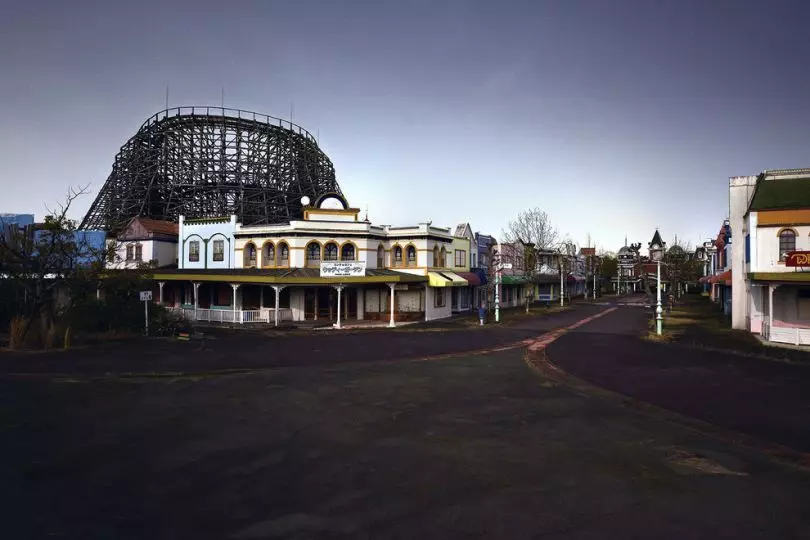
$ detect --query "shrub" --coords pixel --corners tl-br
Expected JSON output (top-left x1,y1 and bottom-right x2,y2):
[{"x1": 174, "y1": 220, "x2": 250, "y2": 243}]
[{"x1": 8, "y1": 316, "x2": 26, "y2": 350}]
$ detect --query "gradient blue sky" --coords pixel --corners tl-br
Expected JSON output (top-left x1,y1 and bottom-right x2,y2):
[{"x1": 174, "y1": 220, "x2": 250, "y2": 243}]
[{"x1": 2, "y1": 0, "x2": 809, "y2": 251}]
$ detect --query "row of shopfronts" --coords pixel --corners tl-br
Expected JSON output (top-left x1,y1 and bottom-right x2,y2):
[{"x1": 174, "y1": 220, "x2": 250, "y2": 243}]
[{"x1": 110, "y1": 194, "x2": 591, "y2": 326}]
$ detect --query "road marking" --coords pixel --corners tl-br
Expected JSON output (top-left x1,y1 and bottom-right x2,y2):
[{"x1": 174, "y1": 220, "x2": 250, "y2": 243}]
[{"x1": 526, "y1": 307, "x2": 618, "y2": 353}]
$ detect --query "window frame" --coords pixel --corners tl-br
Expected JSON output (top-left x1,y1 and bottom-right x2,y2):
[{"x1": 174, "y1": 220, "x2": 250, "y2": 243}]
[
  {"x1": 377, "y1": 245, "x2": 385, "y2": 268},
  {"x1": 244, "y1": 242, "x2": 257, "y2": 267},
  {"x1": 126, "y1": 244, "x2": 134, "y2": 261},
  {"x1": 213, "y1": 239, "x2": 225, "y2": 262},
  {"x1": 455, "y1": 249, "x2": 466, "y2": 267},
  {"x1": 434, "y1": 288, "x2": 446, "y2": 308},
  {"x1": 323, "y1": 242, "x2": 339, "y2": 262},
  {"x1": 340, "y1": 243, "x2": 356, "y2": 261},
  {"x1": 306, "y1": 241, "x2": 322, "y2": 267},
  {"x1": 406, "y1": 245, "x2": 417, "y2": 266},
  {"x1": 188, "y1": 240, "x2": 200, "y2": 262},
  {"x1": 277, "y1": 242, "x2": 290, "y2": 267},
  {"x1": 393, "y1": 245, "x2": 403, "y2": 266},
  {"x1": 778, "y1": 229, "x2": 796, "y2": 262}
]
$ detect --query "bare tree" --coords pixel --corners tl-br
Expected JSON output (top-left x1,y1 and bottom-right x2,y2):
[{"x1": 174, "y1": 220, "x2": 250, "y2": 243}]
[
  {"x1": 0, "y1": 185, "x2": 109, "y2": 346},
  {"x1": 501, "y1": 207, "x2": 559, "y2": 249},
  {"x1": 501, "y1": 208, "x2": 560, "y2": 312},
  {"x1": 664, "y1": 238, "x2": 699, "y2": 299}
]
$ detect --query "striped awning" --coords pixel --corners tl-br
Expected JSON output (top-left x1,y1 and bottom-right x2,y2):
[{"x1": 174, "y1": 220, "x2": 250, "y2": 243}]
[{"x1": 428, "y1": 271, "x2": 468, "y2": 287}]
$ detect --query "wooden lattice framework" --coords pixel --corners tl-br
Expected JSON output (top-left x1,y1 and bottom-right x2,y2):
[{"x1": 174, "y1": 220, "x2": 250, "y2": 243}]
[{"x1": 80, "y1": 107, "x2": 342, "y2": 233}]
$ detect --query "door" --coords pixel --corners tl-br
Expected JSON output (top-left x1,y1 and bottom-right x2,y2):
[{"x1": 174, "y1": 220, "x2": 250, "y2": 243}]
[{"x1": 304, "y1": 289, "x2": 316, "y2": 320}]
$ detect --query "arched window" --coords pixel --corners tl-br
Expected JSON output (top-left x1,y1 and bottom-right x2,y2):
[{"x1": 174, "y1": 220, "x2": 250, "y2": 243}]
[
  {"x1": 244, "y1": 242, "x2": 257, "y2": 267},
  {"x1": 406, "y1": 246, "x2": 416, "y2": 266},
  {"x1": 393, "y1": 246, "x2": 403, "y2": 266},
  {"x1": 779, "y1": 229, "x2": 796, "y2": 261},
  {"x1": 433, "y1": 245, "x2": 439, "y2": 267},
  {"x1": 440, "y1": 247, "x2": 447, "y2": 267},
  {"x1": 263, "y1": 242, "x2": 275, "y2": 267},
  {"x1": 278, "y1": 242, "x2": 290, "y2": 266},
  {"x1": 377, "y1": 245, "x2": 385, "y2": 268},
  {"x1": 341, "y1": 243, "x2": 356, "y2": 261},
  {"x1": 306, "y1": 242, "x2": 321, "y2": 266},
  {"x1": 324, "y1": 242, "x2": 339, "y2": 261}
]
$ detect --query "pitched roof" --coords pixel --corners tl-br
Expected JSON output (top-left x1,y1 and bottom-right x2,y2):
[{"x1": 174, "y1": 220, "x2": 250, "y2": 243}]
[
  {"x1": 135, "y1": 217, "x2": 179, "y2": 236},
  {"x1": 649, "y1": 230, "x2": 664, "y2": 247},
  {"x1": 749, "y1": 176, "x2": 810, "y2": 211},
  {"x1": 454, "y1": 223, "x2": 472, "y2": 238}
]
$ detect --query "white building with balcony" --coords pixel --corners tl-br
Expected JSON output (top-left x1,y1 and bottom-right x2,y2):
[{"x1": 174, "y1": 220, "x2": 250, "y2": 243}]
[
  {"x1": 153, "y1": 194, "x2": 478, "y2": 326},
  {"x1": 733, "y1": 169, "x2": 810, "y2": 345}
]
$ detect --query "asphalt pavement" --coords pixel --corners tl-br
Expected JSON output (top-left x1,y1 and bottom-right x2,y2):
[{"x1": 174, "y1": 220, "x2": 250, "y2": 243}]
[{"x1": 547, "y1": 306, "x2": 810, "y2": 453}]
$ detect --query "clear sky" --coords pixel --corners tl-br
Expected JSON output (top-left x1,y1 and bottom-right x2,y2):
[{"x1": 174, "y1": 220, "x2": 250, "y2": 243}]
[{"x1": 2, "y1": 0, "x2": 809, "y2": 252}]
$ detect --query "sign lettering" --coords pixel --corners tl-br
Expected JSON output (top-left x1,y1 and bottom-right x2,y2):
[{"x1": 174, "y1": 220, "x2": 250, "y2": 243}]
[
  {"x1": 320, "y1": 261, "x2": 367, "y2": 277},
  {"x1": 785, "y1": 251, "x2": 810, "y2": 268}
]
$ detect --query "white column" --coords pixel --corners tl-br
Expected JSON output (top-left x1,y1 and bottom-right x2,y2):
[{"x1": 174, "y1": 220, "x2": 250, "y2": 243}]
[
  {"x1": 273, "y1": 285, "x2": 285, "y2": 327},
  {"x1": 193, "y1": 282, "x2": 200, "y2": 316},
  {"x1": 259, "y1": 286, "x2": 264, "y2": 310},
  {"x1": 388, "y1": 283, "x2": 396, "y2": 327},
  {"x1": 96, "y1": 287, "x2": 100, "y2": 301},
  {"x1": 231, "y1": 284, "x2": 239, "y2": 312},
  {"x1": 357, "y1": 288, "x2": 365, "y2": 320},
  {"x1": 231, "y1": 283, "x2": 240, "y2": 323},
  {"x1": 158, "y1": 281, "x2": 165, "y2": 304},
  {"x1": 769, "y1": 284, "x2": 775, "y2": 340},
  {"x1": 334, "y1": 285, "x2": 344, "y2": 329}
]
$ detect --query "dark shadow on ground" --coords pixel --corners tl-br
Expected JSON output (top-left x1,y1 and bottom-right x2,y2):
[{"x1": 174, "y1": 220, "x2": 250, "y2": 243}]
[
  {"x1": 2, "y1": 350, "x2": 810, "y2": 538},
  {"x1": 0, "y1": 304, "x2": 608, "y2": 376}
]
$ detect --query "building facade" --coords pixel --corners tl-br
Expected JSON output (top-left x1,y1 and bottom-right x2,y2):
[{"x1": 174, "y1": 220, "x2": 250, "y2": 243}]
[
  {"x1": 733, "y1": 169, "x2": 810, "y2": 345},
  {"x1": 152, "y1": 195, "x2": 486, "y2": 326}
]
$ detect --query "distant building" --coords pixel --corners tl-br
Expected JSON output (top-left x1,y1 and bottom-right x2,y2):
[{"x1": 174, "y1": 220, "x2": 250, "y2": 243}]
[{"x1": 107, "y1": 217, "x2": 179, "y2": 269}]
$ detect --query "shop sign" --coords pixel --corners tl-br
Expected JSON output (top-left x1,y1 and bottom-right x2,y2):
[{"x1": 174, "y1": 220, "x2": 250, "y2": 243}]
[
  {"x1": 320, "y1": 261, "x2": 366, "y2": 277},
  {"x1": 785, "y1": 251, "x2": 810, "y2": 267}
]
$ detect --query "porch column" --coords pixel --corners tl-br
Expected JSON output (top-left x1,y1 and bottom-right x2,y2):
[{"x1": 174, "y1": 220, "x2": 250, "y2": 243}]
[
  {"x1": 96, "y1": 287, "x2": 100, "y2": 301},
  {"x1": 768, "y1": 284, "x2": 775, "y2": 339},
  {"x1": 388, "y1": 283, "x2": 396, "y2": 328},
  {"x1": 193, "y1": 282, "x2": 200, "y2": 318},
  {"x1": 259, "y1": 286, "x2": 264, "y2": 310},
  {"x1": 231, "y1": 284, "x2": 240, "y2": 323},
  {"x1": 272, "y1": 285, "x2": 286, "y2": 327},
  {"x1": 357, "y1": 288, "x2": 365, "y2": 320},
  {"x1": 334, "y1": 285, "x2": 345, "y2": 329},
  {"x1": 158, "y1": 281, "x2": 165, "y2": 304}
]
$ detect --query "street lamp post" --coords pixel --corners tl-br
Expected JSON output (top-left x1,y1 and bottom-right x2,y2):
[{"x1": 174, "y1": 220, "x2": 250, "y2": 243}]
[
  {"x1": 651, "y1": 243, "x2": 664, "y2": 335},
  {"x1": 559, "y1": 253, "x2": 565, "y2": 308}
]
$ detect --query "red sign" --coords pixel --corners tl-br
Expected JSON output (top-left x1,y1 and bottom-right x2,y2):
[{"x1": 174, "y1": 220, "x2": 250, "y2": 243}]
[{"x1": 785, "y1": 251, "x2": 810, "y2": 267}]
